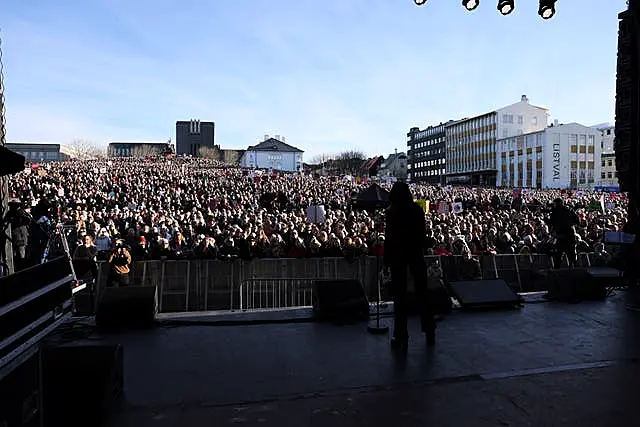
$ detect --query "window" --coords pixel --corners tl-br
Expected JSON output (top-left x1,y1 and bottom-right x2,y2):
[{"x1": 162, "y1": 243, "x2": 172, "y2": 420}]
[
  {"x1": 608, "y1": 160, "x2": 613, "y2": 167},
  {"x1": 517, "y1": 115, "x2": 523, "y2": 124},
  {"x1": 503, "y1": 129, "x2": 509, "y2": 138},
  {"x1": 602, "y1": 160, "x2": 606, "y2": 167},
  {"x1": 601, "y1": 173, "x2": 606, "y2": 179},
  {"x1": 503, "y1": 114, "x2": 514, "y2": 124},
  {"x1": 531, "y1": 117, "x2": 538, "y2": 125}
]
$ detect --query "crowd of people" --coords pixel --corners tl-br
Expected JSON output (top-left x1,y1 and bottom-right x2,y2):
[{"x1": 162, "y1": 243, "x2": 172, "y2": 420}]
[{"x1": 5, "y1": 156, "x2": 629, "y2": 271}]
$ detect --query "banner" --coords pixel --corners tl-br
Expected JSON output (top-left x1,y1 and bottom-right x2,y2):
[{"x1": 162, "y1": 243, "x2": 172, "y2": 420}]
[{"x1": 452, "y1": 202, "x2": 463, "y2": 214}]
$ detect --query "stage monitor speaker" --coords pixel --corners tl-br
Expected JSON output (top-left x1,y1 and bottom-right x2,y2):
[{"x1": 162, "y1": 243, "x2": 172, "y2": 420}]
[
  {"x1": 96, "y1": 286, "x2": 158, "y2": 330},
  {"x1": 42, "y1": 344, "x2": 123, "y2": 427},
  {"x1": 0, "y1": 346, "x2": 42, "y2": 427},
  {"x1": 312, "y1": 279, "x2": 369, "y2": 321},
  {"x1": 448, "y1": 279, "x2": 521, "y2": 310},
  {"x1": 545, "y1": 269, "x2": 607, "y2": 302}
]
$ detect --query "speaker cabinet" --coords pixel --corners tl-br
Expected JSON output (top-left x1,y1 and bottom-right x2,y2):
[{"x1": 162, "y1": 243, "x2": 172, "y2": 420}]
[
  {"x1": 448, "y1": 279, "x2": 521, "y2": 310},
  {"x1": 0, "y1": 347, "x2": 42, "y2": 427},
  {"x1": 312, "y1": 280, "x2": 369, "y2": 321},
  {"x1": 42, "y1": 344, "x2": 123, "y2": 427},
  {"x1": 96, "y1": 286, "x2": 158, "y2": 330}
]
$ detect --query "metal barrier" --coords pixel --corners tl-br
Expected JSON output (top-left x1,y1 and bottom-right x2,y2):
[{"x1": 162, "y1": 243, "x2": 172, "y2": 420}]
[{"x1": 91, "y1": 253, "x2": 594, "y2": 314}]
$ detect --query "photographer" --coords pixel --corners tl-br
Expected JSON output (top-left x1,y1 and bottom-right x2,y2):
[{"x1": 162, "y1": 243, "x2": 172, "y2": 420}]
[{"x1": 107, "y1": 240, "x2": 132, "y2": 287}]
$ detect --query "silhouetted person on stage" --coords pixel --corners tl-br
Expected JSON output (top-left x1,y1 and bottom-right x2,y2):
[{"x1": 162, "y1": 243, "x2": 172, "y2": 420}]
[
  {"x1": 383, "y1": 182, "x2": 436, "y2": 351},
  {"x1": 547, "y1": 198, "x2": 579, "y2": 268}
]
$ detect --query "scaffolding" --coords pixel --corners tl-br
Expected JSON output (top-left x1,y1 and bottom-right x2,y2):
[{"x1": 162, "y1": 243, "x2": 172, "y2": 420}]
[{"x1": 0, "y1": 29, "x2": 13, "y2": 276}]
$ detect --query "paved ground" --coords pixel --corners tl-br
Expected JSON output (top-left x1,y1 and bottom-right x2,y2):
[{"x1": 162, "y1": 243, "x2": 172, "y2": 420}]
[{"x1": 88, "y1": 291, "x2": 640, "y2": 426}]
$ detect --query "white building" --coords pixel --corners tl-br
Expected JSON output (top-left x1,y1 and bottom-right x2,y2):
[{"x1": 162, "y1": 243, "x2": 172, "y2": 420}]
[
  {"x1": 239, "y1": 136, "x2": 303, "y2": 172},
  {"x1": 496, "y1": 122, "x2": 601, "y2": 189},
  {"x1": 378, "y1": 152, "x2": 408, "y2": 180},
  {"x1": 445, "y1": 95, "x2": 549, "y2": 186},
  {"x1": 599, "y1": 152, "x2": 618, "y2": 188},
  {"x1": 591, "y1": 123, "x2": 615, "y2": 152}
]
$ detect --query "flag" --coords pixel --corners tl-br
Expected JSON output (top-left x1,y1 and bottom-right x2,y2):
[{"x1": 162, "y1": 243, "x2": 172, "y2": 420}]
[{"x1": 600, "y1": 194, "x2": 605, "y2": 214}]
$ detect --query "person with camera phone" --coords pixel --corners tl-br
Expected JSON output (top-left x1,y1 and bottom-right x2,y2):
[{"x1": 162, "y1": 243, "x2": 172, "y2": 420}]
[{"x1": 108, "y1": 240, "x2": 132, "y2": 287}]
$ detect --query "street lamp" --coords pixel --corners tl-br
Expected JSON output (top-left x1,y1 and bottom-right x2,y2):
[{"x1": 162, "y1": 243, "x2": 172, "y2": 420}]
[{"x1": 414, "y1": 0, "x2": 427, "y2": 5}]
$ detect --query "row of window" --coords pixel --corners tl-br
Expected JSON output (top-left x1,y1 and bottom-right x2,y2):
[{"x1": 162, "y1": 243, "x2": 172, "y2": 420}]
[
  {"x1": 410, "y1": 136, "x2": 445, "y2": 149},
  {"x1": 411, "y1": 158, "x2": 446, "y2": 169},
  {"x1": 411, "y1": 127, "x2": 445, "y2": 140},
  {"x1": 14, "y1": 151, "x2": 58, "y2": 161},
  {"x1": 412, "y1": 168, "x2": 445, "y2": 177},
  {"x1": 502, "y1": 114, "x2": 538, "y2": 126}
]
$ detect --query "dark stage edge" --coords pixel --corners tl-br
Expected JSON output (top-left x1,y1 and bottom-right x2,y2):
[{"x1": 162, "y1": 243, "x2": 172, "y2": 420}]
[{"x1": 84, "y1": 292, "x2": 640, "y2": 427}]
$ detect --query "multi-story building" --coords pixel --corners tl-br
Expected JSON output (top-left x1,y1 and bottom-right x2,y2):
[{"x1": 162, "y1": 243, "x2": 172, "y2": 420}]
[
  {"x1": 591, "y1": 123, "x2": 615, "y2": 152},
  {"x1": 107, "y1": 141, "x2": 172, "y2": 158},
  {"x1": 6, "y1": 142, "x2": 77, "y2": 162},
  {"x1": 445, "y1": 95, "x2": 549, "y2": 186},
  {"x1": 175, "y1": 119, "x2": 216, "y2": 156},
  {"x1": 496, "y1": 122, "x2": 601, "y2": 189},
  {"x1": 378, "y1": 152, "x2": 408, "y2": 180},
  {"x1": 406, "y1": 121, "x2": 457, "y2": 184},
  {"x1": 599, "y1": 152, "x2": 618, "y2": 188},
  {"x1": 239, "y1": 136, "x2": 303, "y2": 172}
]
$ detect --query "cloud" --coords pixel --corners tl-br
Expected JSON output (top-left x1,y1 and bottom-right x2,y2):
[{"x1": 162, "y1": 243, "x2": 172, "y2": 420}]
[{"x1": 2, "y1": 0, "x2": 628, "y2": 159}]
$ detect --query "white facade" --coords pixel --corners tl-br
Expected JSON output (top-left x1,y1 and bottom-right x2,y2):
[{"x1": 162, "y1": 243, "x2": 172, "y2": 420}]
[
  {"x1": 599, "y1": 153, "x2": 618, "y2": 187},
  {"x1": 239, "y1": 137, "x2": 303, "y2": 172},
  {"x1": 446, "y1": 95, "x2": 548, "y2": 184},
  {"x1": 591, "y1": 123, "x2": 615, "y2": 153},
  {"x1": 496, "y1": 123, "x2": 602, "y2": 189},
  {"x1": 240, "y1": 150, "x2": 302, "y2": 172}
]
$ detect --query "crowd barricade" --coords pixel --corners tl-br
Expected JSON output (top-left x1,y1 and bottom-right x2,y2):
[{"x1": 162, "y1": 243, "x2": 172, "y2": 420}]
[{"x1": 92, "y1": 253, "x2": 595, "y2": 314}]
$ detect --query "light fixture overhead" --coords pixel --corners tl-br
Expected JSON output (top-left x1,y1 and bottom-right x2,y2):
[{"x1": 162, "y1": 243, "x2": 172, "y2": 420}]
[
  {"x1": 462, "y1": 0, "x2": 479, "y2": 10},
  {"x1": 497, "y1": 0, "x2": 514, "y2": 15},
  {"x1": 414, "y1": 0, "x2": 427, "y2": 5},
  {"x1": 538, "y1": 0, "x2": 556, "y2": 19}
]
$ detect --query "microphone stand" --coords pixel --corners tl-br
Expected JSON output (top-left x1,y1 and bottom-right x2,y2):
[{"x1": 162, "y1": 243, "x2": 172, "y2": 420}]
[{"x1": 367, "y1": 252, "x2": 389, "y2": 334}]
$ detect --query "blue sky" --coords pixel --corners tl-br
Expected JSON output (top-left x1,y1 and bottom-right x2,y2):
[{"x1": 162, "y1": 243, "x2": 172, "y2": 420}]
[{"x1": 1, "y1": 0, "x2": 628, "y2": 159}]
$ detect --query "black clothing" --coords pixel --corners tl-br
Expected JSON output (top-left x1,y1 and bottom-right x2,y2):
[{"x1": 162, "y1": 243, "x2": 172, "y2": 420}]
[
  {"x1": 548, "y1": 205, "x2": 579, "y2": 267},
  {"x1": 384, "y1": 201, "x2": 434, "y2": 340},
  {"x1": 73, "y1": 244, "x2": 98, "y2": 282}
]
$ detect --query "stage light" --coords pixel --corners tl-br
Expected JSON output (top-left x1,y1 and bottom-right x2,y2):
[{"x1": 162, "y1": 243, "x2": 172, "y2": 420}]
[
  {"x1": 497, "y1": 0, "x2": 514, "y2": 15},
  {"x1": 462, "y1": 0, "x2": 479, "y2": 11},
  {"x1": 538, "y1": 0, "x2": 556, "y2": 19},
  {"x1": 414, "y1": 0, "x2": 427, "y2": 5}
]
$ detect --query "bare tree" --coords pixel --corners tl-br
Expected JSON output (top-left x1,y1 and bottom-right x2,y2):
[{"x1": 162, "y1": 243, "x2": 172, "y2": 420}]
[
  {"x1": 309, "y1": 153, "x2": 335, "y2": 165},
  {"x1": 334, "y1": 150, "x2": 366, "y2": 175},
  {"x1": 70, "y1": 139, "x2": 106, "y2": 159},
  {"x1": 221, "y1": 149, "x2": 241, "y2": 165},
  {"x1": 199, "y1": 146, "x2": 221, "y2": 160}
]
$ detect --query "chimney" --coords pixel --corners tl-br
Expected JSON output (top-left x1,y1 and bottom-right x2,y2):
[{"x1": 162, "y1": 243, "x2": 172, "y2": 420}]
[
  {"x1": 282, "y1": 136, "x2": 286, "y2": 142},
  {"x1": 275, "y1": 135, "x2": 281, "y2": 141},
  {"x1": 264, "y1": 134, "x2": 269, "y2": 141},
  {"x1": 554, "y1": 119, "x2": 559, "y2": 127},
  {"x1": 521, "y1": 95, "x2": 529, "y2": 103}
]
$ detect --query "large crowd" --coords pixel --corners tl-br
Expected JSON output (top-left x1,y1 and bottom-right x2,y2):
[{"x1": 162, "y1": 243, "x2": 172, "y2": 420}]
[{"x1": 6, "y1": 156, "x2": 629, "y2": 265}]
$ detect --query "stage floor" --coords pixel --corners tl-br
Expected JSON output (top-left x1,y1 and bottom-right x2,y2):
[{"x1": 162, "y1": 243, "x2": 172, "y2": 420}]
[{"x1": 93, "y1": 292, "x2": 640, "y2": 427}]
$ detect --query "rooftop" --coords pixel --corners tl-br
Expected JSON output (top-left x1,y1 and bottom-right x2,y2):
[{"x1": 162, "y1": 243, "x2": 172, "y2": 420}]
[{"x1": 66, "y1": 292, "x2": 640, "y2": 427}]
